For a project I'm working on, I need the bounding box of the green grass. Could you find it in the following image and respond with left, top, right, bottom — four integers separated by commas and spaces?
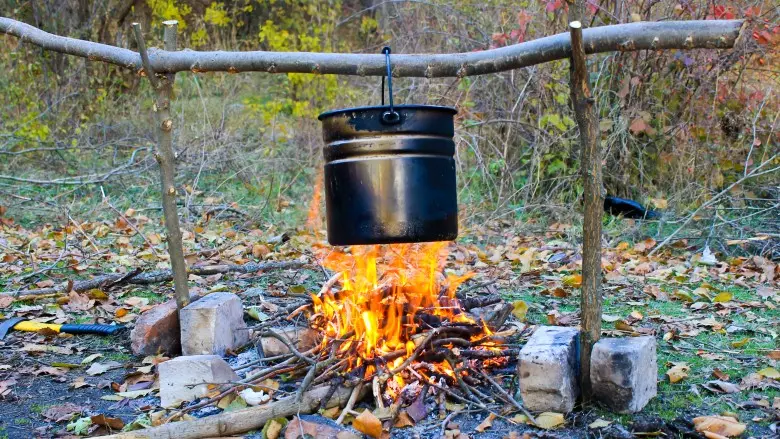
30, 403, 51, 414
14, 418, 31, 425
105, 351, 132, 362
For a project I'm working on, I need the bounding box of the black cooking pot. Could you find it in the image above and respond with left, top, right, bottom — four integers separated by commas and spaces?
318, 47, 458, 245
318, 104, 458, 245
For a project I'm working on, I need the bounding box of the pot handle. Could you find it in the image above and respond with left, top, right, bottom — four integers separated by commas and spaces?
380, 47, 400, 124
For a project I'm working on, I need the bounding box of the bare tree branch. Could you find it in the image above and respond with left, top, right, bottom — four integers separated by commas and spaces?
0, 17, 744, 77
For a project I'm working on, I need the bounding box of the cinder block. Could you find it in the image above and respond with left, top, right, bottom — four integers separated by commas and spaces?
591, 336, 657, 413
518, 326, 580, 413
158, 355, 239, 408
130, 299, 180, 356
180, 292, 249, 356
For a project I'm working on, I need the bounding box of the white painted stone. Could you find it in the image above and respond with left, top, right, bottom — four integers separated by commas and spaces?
180, 292, 250, 356
158, 355, 239, 408
518, 326, 580, 413
591, 336, 657, 413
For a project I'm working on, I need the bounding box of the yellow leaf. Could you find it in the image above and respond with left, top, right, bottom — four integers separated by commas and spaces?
445, 401, 465, 412
693, 415, 746, 437
730, 338, 750, 348
589, 419, 612, 429
562, 274, 582, 288
535, 412, 565, 429
511, 301, 528, 321
510, 414, 529, 424
667, 362, 690, 383
757, 367, 779, 379
353, 409, 382, 439
475, 413, 496, 432
265, 419, 283, 439
712, 292, 733, 303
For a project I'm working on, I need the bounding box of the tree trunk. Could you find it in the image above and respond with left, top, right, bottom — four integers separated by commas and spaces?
569, 20, 603, 404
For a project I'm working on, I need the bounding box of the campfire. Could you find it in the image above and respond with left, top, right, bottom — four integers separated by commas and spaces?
302, 242, 515, 408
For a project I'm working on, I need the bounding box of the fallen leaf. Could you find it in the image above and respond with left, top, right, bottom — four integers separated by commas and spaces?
475, 413, 497, 432
90, 414, 124, 430
81, 353, 103, 364
42, 403, 85, 422
731, 338, 750, 348
70, 377, 92, 389
562, 274, 582, 288
713, 292, 733, 303
115, 389, 152, 399
86, 361, 122, 376
757, 367, 779, 379
263, 418, 285, 439
394, 411, 415, 428
353, 409, 382, 439
667, 362, 690, 383
21, 344, 73, 355
322, 407, 340, 420
223, 395, 247, 412
692, 415, 746, 437
602, 314, 621, 322
702, 380, 741, 394
34, 366, 68, 376
588, 419, 611, 429
511, 300, 528, 321
712, 369, 730, 381
535, 412, 565, 429
0, 296, 14, 308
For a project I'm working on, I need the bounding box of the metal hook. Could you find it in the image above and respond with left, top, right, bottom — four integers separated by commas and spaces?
380, 46, 400, 124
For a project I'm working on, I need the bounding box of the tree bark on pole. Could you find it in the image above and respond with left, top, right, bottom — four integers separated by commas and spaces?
0, 17, 744, 77
133, 21, 190, 310
569, 20, 603, 403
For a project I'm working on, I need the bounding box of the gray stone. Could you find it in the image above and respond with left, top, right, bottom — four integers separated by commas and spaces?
518, 326, 580, 413
158, 355, 239, 408
591, 336, 657, 413
260, 327, 321, 357
130, 299, 180, 356
180, 292, 250, 356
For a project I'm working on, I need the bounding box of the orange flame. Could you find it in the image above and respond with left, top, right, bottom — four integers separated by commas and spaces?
310, 242, 494, 386
305, 169, 324, 233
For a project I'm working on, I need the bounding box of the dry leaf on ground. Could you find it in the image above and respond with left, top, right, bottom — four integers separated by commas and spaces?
667, 362, 690, 383
475, 413, 497, 432
535, 412, 565, 429
693, 415, 746, 438
352, 409, 382, 439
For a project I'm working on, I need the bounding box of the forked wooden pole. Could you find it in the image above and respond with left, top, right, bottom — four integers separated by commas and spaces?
132, 21, 190, 310
569, 20, 603, 403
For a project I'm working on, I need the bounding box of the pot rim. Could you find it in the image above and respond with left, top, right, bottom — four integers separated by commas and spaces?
318, 104, 457, 120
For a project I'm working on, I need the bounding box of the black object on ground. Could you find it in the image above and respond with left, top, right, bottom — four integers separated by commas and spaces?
604, 196, 659, 219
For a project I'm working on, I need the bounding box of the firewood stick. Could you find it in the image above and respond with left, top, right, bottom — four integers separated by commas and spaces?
476, 369, 537, 427
372, 375, 385, 409
3, 260, 307, 297
336, 382, 365, 424
107, 384, 365, 439
318, 271, 342, 296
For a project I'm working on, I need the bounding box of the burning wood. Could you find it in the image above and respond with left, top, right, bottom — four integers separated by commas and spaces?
299, 242, 513, 407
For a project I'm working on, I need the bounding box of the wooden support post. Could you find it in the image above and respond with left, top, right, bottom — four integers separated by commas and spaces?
569, 20, 603, 403
132, 21, 191, 310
